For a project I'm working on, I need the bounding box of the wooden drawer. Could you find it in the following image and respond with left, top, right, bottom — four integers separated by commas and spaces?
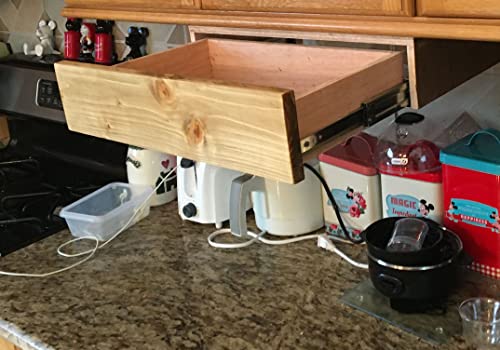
64, 0, 201, 10
202, 0, 415, 16
55, 39, 403, 183
417, 0, 500, 19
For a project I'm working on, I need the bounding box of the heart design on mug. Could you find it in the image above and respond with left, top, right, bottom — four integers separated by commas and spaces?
161, 159, 170, 169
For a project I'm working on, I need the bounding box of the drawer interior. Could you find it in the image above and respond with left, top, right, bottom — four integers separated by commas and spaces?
55, 39, 403, 184
119, 39, 403, 138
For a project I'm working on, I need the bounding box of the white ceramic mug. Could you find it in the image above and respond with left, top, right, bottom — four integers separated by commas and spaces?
230, 165, 324, 237
126, 146, 177, 206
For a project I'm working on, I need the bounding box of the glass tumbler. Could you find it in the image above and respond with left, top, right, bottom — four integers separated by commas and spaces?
386, 218, 429, 252
459, 298, 500, 349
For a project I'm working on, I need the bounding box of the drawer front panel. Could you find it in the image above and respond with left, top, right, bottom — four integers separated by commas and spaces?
55, 62, 303, 184
417, 0, 500, 19
202, 0, 415, 16
64, 0, 201, 10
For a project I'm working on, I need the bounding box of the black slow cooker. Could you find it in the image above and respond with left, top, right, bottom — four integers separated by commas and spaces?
304, 164, 466, 313
363, 217, 465, 313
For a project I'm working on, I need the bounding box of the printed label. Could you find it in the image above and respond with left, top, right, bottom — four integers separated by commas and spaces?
386, 194, 435, 218
447, 198, 500, 233
327, 223, 363, 242
328, 187, 367, 218
331, 189, 353, 213
391, 157, 409, 166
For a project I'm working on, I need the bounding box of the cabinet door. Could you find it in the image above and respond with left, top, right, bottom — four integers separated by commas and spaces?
64, 0, 201, 10
202, 0, 415, 16
417, 0, 500, 19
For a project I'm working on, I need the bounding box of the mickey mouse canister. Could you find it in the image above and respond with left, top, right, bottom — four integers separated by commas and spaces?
375, 112, 443, 223
319, 133, 382, 241
126, 146, 177, 206
441, 129, 500, 279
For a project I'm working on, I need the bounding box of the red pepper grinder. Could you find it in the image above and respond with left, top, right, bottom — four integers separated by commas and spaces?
95, 20, 114, 65
64, 18, 82, 60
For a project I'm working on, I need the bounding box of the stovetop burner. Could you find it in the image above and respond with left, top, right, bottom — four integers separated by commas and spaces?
0, 156, 102, 256
0, 53, 62, 68
0, 117, 128, 257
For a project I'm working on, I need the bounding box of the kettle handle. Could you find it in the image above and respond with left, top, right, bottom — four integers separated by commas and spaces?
466, 130, 500, 147
230, 174, 260, 238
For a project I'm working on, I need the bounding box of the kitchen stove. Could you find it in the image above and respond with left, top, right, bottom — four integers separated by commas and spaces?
0, 54, 128, 256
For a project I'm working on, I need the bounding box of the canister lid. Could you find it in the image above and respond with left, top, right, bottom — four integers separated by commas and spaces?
440, 128, 500, 176
319, 133, 378, 176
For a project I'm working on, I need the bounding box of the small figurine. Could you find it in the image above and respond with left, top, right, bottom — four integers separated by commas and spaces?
94, 20, 114, 65
125, 26, 149, 61
23, 20, 59, 57
79, 22, 96, 62
64, 18, 82, 60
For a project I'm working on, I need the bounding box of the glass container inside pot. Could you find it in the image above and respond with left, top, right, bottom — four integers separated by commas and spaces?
386, 218, 429, 252
374, 112, 441, 176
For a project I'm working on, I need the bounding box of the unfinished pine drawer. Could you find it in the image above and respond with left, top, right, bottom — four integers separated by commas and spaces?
54, 39, 403, 184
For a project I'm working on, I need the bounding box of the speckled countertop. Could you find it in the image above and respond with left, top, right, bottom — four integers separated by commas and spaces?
0, 203, 479, 350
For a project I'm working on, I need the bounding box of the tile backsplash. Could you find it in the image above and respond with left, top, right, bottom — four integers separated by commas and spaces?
0, 0, 189, 59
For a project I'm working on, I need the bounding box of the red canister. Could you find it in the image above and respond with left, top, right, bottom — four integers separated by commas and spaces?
64, 18, 81, 60
94, 20, 114, 65
441, 129, 500, 279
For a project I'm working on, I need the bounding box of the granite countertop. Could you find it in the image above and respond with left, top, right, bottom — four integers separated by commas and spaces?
0, 203, 477, 350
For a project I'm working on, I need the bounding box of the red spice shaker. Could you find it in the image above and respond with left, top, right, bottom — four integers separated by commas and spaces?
64, 18, 82, 60
94, 20, 114, 65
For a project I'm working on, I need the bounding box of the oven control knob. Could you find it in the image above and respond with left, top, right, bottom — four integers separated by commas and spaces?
183, 203, 197, 218
180, 158, 195, 169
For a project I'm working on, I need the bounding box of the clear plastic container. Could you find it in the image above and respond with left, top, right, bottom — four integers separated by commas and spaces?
386, 218, 429, 252
60, 182, 152, 241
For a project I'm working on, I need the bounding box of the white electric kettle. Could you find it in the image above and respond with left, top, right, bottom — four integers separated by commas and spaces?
230, 165, 324, 237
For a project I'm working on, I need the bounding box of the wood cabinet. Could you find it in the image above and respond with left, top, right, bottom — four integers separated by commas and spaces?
417, 0, 500, 19
61, 1, 500, 42
55, 39, 403, 183
202, 0, 415, 16
64, 0, 202, 10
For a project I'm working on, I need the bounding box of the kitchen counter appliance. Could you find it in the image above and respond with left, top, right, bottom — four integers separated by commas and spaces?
374, 112, 443, 223
0, 53, 128, 256
177, 158, 250, 228
364, 217, 465, 313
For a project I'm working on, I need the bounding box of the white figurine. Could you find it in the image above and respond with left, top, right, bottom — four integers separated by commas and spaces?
23, 20, 60, 57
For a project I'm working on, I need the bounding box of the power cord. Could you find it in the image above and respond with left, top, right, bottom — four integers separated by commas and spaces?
207, 228, 320, 249
303, 163, 361, 245
0, 167, 177, 277
207, 164, 368, 272
317, 234, 368, 269
303, 163, 368, 269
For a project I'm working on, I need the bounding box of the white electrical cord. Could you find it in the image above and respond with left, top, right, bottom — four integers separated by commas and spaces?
317, 234, 369, 269
208, 229, 368, 269
207, 228, 320, 249
0, 167, 177, 278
